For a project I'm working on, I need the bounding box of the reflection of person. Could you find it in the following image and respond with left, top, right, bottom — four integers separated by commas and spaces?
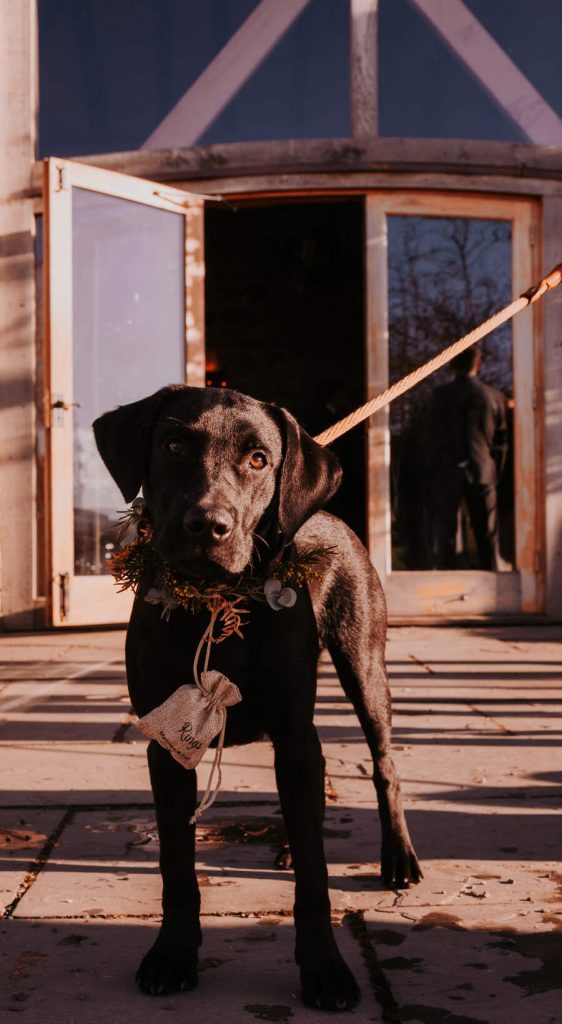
429, 346, 510, 571
394, 412, 435, 569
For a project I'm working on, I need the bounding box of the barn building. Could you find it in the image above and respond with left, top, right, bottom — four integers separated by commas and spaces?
1, 0, 561, 629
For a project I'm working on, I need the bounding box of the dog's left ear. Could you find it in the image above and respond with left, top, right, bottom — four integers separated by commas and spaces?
93, 387, 175, 502
270, 406, 343, 540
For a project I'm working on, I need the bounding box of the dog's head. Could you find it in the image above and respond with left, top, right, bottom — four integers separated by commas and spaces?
93, 385, 341, 578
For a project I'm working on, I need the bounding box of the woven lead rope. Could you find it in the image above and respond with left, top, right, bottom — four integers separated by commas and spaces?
189, 606, 228, 825
313, 263, 562, 448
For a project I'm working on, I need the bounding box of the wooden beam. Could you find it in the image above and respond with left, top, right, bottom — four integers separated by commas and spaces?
33, 138, 562, 194
142, 0, 313, 150
0, 0, 37, 628
364, 194, 389, 576
185, 201, 206, 387
350, 0, 378, 138
408, 0, 562, 146
542, 196, 562, 620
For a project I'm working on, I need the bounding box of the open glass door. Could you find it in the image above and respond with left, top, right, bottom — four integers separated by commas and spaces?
366, 192, 542, 617
44, 158, 205, 626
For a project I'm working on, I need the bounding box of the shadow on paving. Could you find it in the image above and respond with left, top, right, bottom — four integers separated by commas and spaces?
0, 721, 131, 744
363, 917, 562, 1023
420, 770, 562, 807
466, 626, 562, 644
1, 915, 561, 1024
2, 916, 364, 1024
386, 660, 562, 668
0, 667, 125, 686
389, 670, 562, 681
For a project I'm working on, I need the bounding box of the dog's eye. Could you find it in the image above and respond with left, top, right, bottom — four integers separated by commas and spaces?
248, 451, 267, 470
164, 438, 185, 456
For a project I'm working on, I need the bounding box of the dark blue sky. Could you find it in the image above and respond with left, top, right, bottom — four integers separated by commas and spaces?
38, 0, 562, 157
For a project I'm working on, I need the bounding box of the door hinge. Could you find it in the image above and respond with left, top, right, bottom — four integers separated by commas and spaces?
57, 164, 69, 191
153, 187, 224, 205
58, 572, 70, 620
529, 224, 537, 248
43, 391, 52, 429
534, 550, 542, 574
532, 389, 538, 411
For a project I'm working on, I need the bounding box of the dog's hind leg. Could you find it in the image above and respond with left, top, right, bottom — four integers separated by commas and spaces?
135, 741, 201, 995
327, 620, 422, 889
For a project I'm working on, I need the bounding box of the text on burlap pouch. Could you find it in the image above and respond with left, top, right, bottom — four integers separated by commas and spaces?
136, 671, 242, 770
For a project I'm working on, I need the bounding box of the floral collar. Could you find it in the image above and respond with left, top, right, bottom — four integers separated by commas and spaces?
109, 500, 333, 643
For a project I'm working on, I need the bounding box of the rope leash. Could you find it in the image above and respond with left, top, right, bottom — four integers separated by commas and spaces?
314, 263, 562, 448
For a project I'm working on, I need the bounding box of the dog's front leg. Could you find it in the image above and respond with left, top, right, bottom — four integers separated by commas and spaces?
136, 740, 201, 995
272, 724, 360, 1011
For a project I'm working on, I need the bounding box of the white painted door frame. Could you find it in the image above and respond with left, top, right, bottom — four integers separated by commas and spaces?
365, 190, 542, 617
43, 157, 205, 626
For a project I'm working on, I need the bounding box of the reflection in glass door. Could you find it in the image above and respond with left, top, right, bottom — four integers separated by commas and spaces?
388, 216, 514, 573
45, 159, 205, 626
72, 189, 184, 577
366, 193, 540, 617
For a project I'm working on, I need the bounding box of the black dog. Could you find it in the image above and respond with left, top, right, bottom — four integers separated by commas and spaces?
94, 385, 421, 1012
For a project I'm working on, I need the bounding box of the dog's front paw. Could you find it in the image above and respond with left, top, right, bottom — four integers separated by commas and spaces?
381, 836, 423, 889
136, 941, 198, 995
300, 961, 360, 1012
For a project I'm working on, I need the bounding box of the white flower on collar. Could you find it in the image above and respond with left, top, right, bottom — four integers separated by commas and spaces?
145, 586, 179, 621
264, 577, 297, 611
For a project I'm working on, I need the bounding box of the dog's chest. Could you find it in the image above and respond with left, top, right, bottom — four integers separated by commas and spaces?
128, 596, 317, 747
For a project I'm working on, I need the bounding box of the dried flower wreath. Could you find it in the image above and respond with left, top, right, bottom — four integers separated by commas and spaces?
109, 502, 334, 643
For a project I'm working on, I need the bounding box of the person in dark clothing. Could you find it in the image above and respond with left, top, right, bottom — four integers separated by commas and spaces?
429, 346, 510, 571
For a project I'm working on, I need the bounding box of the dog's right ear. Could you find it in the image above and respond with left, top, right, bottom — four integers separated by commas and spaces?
268, 405, 343, 541
93, 388, 173, 502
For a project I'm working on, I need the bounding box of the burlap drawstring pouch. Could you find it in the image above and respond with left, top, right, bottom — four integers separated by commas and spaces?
136, 671, 241, 770
136, 609, 241, 823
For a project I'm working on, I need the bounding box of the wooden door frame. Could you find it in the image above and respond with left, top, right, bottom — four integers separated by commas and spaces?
365, 190, 543, 617
43, 157, 206, 626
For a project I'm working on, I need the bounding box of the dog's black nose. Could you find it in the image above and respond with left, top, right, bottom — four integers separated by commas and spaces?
183, 507, 234, 544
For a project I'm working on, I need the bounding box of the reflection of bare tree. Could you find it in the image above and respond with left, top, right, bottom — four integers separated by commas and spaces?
74, 507, 116, 576
389, 217, 512, 437
388, 217, 513, 570
73, 424, 122, 575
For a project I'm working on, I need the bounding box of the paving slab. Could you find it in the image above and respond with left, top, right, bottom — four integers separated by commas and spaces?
14, 804, 377, 919
0, 736, 278, 810
0, 742, 150, 807
1, 809, 64, 913
12, 806, 300, 920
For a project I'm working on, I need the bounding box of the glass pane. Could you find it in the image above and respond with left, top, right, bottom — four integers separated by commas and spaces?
38, 0, 349, 157
72, 189, 184, 575
197, 0, 350, 146
379, 0, 562, 142
388, 216, 514, 572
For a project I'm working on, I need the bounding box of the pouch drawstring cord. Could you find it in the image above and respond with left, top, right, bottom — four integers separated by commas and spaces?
189, 605, 227, 825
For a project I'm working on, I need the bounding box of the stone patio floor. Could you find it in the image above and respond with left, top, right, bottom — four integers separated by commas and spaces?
1, 624, 561, 1024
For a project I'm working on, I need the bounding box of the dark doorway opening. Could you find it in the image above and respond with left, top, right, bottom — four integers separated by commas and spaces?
205, 199, 366, 541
